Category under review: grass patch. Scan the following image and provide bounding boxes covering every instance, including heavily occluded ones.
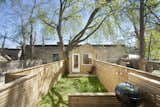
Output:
[39,76,107,107]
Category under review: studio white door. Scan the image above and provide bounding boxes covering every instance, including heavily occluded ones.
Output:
[72,53,80,73]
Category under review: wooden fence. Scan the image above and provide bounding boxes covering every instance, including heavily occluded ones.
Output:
[0,60,64,107]
[94,60,160,107]
[68,92,120,107]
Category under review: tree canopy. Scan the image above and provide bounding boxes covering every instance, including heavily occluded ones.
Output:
[0,0,160,65]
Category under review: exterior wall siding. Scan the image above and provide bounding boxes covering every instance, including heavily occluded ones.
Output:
[69,44,97,73]
[25,46,63,63]
[69,44,127,74]
[25,44,127,64]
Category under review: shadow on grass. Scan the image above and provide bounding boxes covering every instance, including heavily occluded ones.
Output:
[40,87,67,107]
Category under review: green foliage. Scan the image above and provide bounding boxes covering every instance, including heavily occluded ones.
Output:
[29,18,36,24]
[37,8,47,20]
[145,29,160,60]
[37,8,55,36]
[41,26,54,38]
[95,0,108,8]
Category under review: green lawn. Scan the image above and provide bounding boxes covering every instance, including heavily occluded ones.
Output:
[38,76,107,107]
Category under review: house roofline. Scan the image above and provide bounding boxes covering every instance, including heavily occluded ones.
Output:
[0,48,21,50]
[26,44,125,47]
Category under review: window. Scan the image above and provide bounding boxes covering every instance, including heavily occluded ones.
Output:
[83,54,92,64]
[52,53,60,61]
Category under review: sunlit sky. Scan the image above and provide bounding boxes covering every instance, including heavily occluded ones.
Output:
[0,0,136,48]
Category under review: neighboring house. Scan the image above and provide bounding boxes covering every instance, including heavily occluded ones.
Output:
[25,44,127,64]
[25,45,64,63]
[68,44,127,73]
[25,44,127,73]
[0,48,21,60]
[0,44,127,74]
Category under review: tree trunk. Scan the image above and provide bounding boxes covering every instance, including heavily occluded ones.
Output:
[30,24,34,59]
[21,43,26,60]
[147,33,152,60]
[20,18,26,60]
[0,35,6,55]
[139,0,146,70]
[21,34,26,60]
[56,0,69,73]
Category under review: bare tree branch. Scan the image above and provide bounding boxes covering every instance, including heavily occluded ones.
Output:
[72,16,107,47]
[145,2,160,25]
[70,8,100,42]
[41,19,56,29]
[62,9,82,21]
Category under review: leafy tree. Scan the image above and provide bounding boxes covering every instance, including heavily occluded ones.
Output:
[145,27,160,60]
[105,0,160,70]
[2,0,39,59]
[37,0,116,71]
